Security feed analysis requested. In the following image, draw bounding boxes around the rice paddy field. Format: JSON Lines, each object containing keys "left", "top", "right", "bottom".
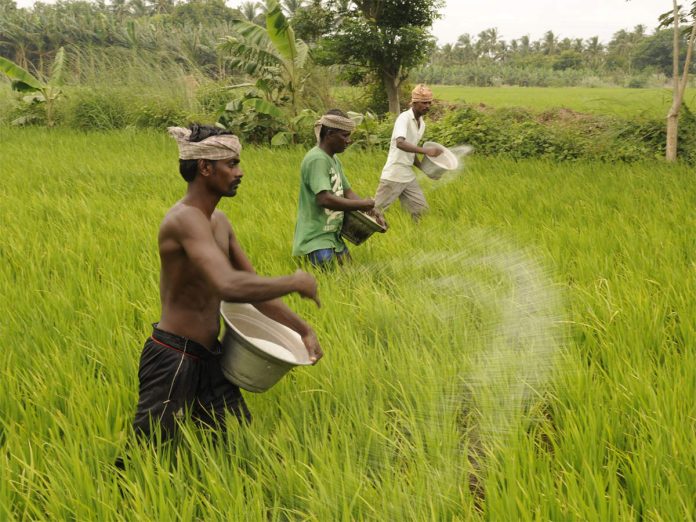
{"left": 430, "top": 86, "right": 694, "bottom": 119}
{"left": 1, "top": 127, "right": 695, "bottom": 520}
{"left": 334, "top": 84, "right": 696, "bottom": 119}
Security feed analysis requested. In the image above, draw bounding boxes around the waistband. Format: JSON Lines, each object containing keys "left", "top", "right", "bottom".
{"left": 150, "top": 324, "right": 222, "bottom": 360}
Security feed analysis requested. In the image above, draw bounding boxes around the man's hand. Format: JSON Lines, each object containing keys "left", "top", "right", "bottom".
{"left": 301, "top": 329, "right": 323, "bottom": 364}
{"left": 360, "top": 198, "right": 376, "bottom": 212}
{"left": 366, "top": 208, "right": 388, "bottom": 230}
{"left": 293, "top": 270, "right": 321, "bottom": 307}
{"left": 423, "top": 146, "right": 443, "bottom": 158}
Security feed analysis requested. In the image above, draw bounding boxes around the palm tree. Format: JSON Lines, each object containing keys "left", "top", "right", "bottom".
{"left": 542, "top": 30, "right": 557, "bottom": 55}
{"left": 148, "top": 0, "right": 175, "bottom": 16}
{"left": 128, "top": 0, "right": 149, "bottom": 18}
{"left": 239, "top": 1, "right": 263, "bottom": 23}
{"left": 454, "top": 34, "right": 475, "bottom": 62}
{"left": 584, "top": 36, "right": 604, "bottom": 69}
{"left": 281, "top": 0, "right": 305, "bottom": 17}
{"left": 519, "top": 35, "right": 531, "bottom": 56}
{"left": 110, "top": 0, "right": 130, "bottom": 18}
{"left": 475, "top": 28, "right": 499, "bottom": 60}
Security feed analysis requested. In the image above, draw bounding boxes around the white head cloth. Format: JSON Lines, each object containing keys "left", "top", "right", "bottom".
{"left": 314, "top": 114, "right": 356, "bottom": 143}
{"left": 168, "top": 126, "right": 242, "bottom": 160}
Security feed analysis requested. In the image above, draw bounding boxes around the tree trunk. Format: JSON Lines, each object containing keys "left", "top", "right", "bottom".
{"left": 666, "top": 1, "right": 696, "bottom": 161}
{"left": 382, "top": 71, "right": 400, "bottom": 115}
{"left": 666, "top": 0, "right": 681, "bottom": 162}
{"left": 666, "top": 111, "right": 679, "bottom": 161}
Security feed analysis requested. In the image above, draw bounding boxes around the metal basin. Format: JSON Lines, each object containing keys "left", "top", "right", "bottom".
{"left": 219, "top": 302, "right": 312, "bottom": 393}
{"left": 420, "top": 141, "right": 460, "bottom": 180}
{"left": 341, "top": 210, "right": 387, "bottom": 245}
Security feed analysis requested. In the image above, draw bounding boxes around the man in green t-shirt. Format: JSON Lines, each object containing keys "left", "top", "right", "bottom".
{"left": 292, "top": 109, "right": 377, "bottom": 267}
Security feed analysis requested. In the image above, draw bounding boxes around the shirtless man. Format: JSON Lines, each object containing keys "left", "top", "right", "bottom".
{"left": 132, "top": 124, "right": 323, "bottom": 440}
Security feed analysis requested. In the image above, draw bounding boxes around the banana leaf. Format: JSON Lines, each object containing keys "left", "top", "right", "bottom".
{"left": 271, "top": 131, "right": 294, "bottom": 146}
{"left": 0, "top": 56, "right": 42, "bottom": 92}
{"left": 242, "top": 98, "right": 284, "bottom": 119}
{"left": 265, "top": 0, "right": 297, "bottom": 64}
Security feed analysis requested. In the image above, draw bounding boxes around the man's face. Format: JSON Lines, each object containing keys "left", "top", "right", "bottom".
{"left": 207, "top": 155, "right": 243, "bottom": 197}
{"left": 412, "top": 100, "right": 433, "bottom": 116}
{"left": 328, "top": 129, "right": 352, "bottom": 154}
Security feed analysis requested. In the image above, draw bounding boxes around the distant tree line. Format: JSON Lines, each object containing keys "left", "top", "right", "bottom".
{"left": 2, "top": 0, "right": 685, "bottom": 89}
{"left": 415, "top": 25, "right": 692, "bottom": 87}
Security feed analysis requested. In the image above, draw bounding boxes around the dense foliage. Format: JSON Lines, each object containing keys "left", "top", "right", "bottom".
{"left": 316, "top": 0, "right": 443, "bottom": 113}
{"left": 427, "top": 104, "right": 696, "bottom": 163}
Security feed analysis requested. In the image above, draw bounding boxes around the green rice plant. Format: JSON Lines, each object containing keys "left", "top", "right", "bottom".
{"left": 0, "top": 128, "right": 694, "bottom": 520}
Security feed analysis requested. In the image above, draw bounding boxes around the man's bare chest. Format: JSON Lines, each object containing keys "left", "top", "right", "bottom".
{"left": 211, "top": 222, "right": 229, "bottom": 257}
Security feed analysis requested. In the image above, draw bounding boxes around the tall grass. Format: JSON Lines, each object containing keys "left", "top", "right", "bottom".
{"left": 0, "top": 128, "right": 694, "bottom": 520}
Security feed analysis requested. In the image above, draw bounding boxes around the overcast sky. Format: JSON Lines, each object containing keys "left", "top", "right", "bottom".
{"left": 14, "top": 0, "right": 670, "bottom": 45}
{"left": 431, "top": 0, "right": 668, "bottom": 44}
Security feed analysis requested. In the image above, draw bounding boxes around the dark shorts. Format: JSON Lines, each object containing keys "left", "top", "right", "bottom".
{"left": 132, "top": 325, "right": 251, "bottom": 440}
{"left": 306, "top": 247, "right": 351, "bottom": 268}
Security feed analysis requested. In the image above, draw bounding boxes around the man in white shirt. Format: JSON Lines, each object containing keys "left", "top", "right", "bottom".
{"left": 374, "top": 84, "right": 442, "bottom": 220}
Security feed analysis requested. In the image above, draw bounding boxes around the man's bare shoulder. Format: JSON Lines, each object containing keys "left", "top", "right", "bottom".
{"left": 211, "top": 209, "right": 233, "bottom": 231}
{"left": 159, "top": 202, "right": 208, "bottom": 240}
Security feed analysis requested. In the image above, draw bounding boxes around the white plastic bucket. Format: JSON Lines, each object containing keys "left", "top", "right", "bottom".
{"left": 219, "top": 302, "right": 312, "bottom": 392}
{"left": 420, "top": 141, "right": 460, "bottom": 180}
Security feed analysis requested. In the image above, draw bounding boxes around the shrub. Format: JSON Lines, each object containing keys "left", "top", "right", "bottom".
{"left": 63, "top": 89, "right": 129, "bottom": 130}
{"left": 196, "top": 81, "right": 235, "bottom": 115}
{"left": 6, "top": 96, "right": 48, "bottom": 126}
{"left": 131, "top": 98, "right": 189, "bottom": 129}
{"left": 427, "top": 103, "right": 696, "bottom": 164}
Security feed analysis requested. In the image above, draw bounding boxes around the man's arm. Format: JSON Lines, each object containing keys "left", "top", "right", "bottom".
{"left": 396, "top": 137, "right": 443, "bottom": 158}
{"left": 306, "top": 156, "right": 373, "bottom": 212}
{"left": 344, "top": 188, "right": 365, "bottom": 201}
{"left": 173, "top": 207, "right": 320, "bottom": 306}
{"left": 315, "top": 191, "right": 374, "bottom": 211}
{"left": 227, "top": 222, "right": 323, "bottom": 363}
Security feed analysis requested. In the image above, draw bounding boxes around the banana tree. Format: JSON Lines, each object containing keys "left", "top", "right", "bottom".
{"left": 219, "top": 0, "right": 312, "bottom": 143}
{"left": 0, "top": 47, "right": 65, "bottom": 126}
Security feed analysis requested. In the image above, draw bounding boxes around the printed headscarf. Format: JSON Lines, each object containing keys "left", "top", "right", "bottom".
{"left": 168, "top": 126, "right": 241, "bottom": 160}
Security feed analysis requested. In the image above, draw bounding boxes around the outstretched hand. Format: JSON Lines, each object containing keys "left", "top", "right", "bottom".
{"left": 301, "top": 329, "right": 323, "bottom": 364}
{"left": 423, "top": 146, "right": 443, "bottom": 158}
{"left": 293, "top": 269, "right": 321, "bottom": 307}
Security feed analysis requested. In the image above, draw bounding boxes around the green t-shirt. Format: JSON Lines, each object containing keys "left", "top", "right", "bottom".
{"left": 292, "top": 146, "right": 352, "bottom": 256}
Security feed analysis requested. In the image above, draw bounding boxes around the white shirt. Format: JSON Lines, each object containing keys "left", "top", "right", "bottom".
{"left": 380, "top": 108, "right": 425, "bottom": 183}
